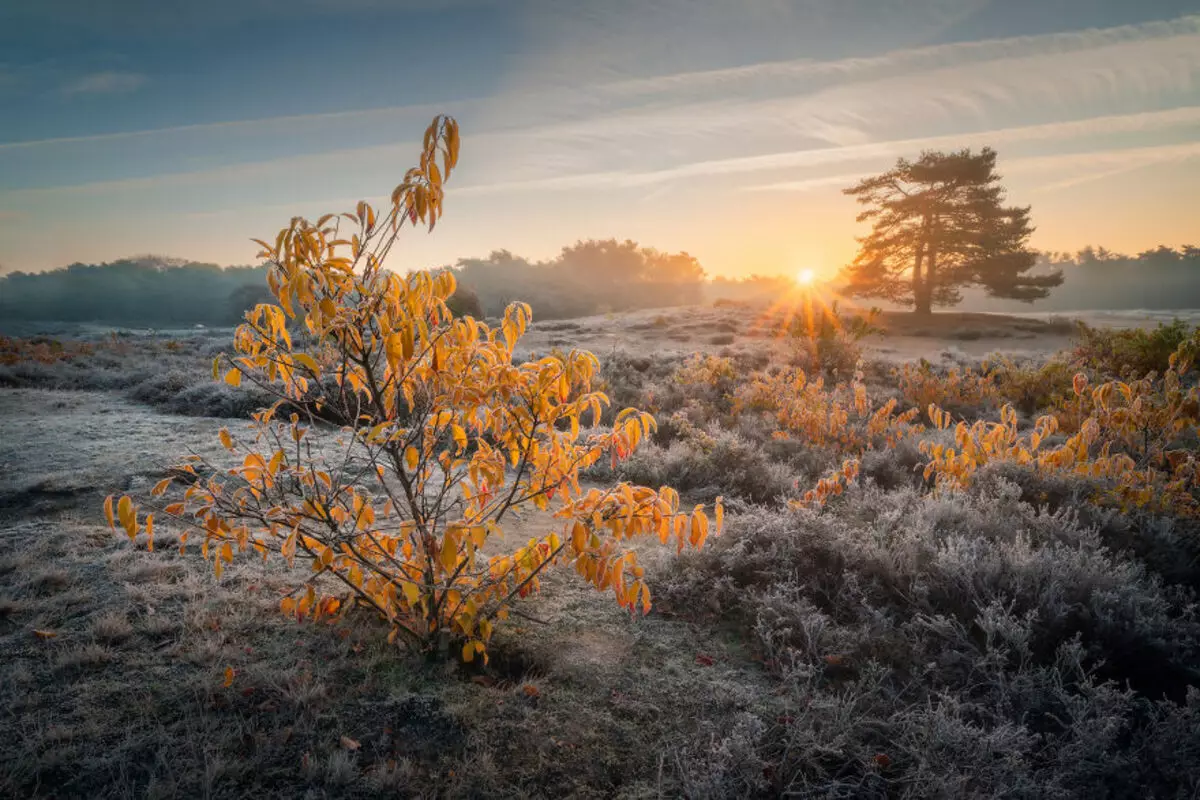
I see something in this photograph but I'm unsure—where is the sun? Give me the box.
[795,268,816,286]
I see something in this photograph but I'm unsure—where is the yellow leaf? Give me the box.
[219,428,233,449]
[118,496,137,539]
[405,446,419,471]
[224,369,242,387]
[294,353,319,374]
[462,641,475,663]
[151,477,172,496]
[103,495,115,530]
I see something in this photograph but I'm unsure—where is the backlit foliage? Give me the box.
[922,345,1200,517]
[729,362,922,508]
[104,116,719,659]
[897,359,1002,411]
[733,362,922,453]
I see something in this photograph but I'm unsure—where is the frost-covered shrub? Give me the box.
[165,382,276,418]
[129,370,203,407]
[654,478,1200,796]
[592,427,794,505]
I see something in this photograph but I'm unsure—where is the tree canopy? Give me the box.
[840,147,1060,315]
[452,239,707,319]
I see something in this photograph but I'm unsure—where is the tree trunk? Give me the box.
[916,244,937,316]
[911,240,926,316]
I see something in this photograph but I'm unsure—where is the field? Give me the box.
[2,303,1200,798]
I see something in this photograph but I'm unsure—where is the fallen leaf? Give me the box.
[32,629,58,640]
[873,753,891,768]
[223,666,235,687]
[340,735,361,751]
[695,653,715,666]
[521,683,540,697]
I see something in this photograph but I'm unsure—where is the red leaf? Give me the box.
[695,654,715,667]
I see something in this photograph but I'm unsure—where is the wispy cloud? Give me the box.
[7,14,1198,152]
[599,14,1200,100]
[1016,142,1200,192]
[4,105,1198,204]
[60,71,147,96]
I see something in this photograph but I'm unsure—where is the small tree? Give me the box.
[106,116,720,660]
[841,147,1060,315]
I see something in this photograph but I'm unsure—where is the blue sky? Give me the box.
[2,0,1199,277]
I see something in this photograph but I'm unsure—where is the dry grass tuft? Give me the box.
[90,611,133,644]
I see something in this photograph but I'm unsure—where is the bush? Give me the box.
[593,424,795,505]
[785,301,879,378]
[107,115,718,660]
[165,382,277,418]
[1072,319,1195,379]
[990,356,1078,415]
[654,477,1200,795]
[129,371,201,407]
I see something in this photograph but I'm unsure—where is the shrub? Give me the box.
[990,356,1078,416]
[923,356,1200,519]
[1072,319,1195,379]
[654,478,1200,795]
[165,382,277,418]
[786,301,879,378]
[896,359,1003,416]
[595,423,795,505]
[105,116,718,660]
[129,371,201,407]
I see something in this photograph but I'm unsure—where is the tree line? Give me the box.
[0,241,712,327]
[0,256,273,328]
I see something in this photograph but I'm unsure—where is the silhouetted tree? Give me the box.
[446,283,484,318]
[452,239,707,319]
[841,147,1059,315]
[0,256,268,326]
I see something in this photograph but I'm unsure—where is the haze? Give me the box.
[1,0,1199,279]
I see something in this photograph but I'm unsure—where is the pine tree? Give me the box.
[841,147,1060,315]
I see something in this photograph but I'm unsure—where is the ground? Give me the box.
[2,304,1199,798]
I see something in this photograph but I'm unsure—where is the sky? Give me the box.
[1,0,1199,279]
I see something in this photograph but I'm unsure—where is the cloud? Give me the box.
[1015,142,1200,193]
[61,71,147,96]
[598,14,1200,100]
[7,13,1197,150]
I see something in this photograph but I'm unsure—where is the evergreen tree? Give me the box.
[841,147,1059,315]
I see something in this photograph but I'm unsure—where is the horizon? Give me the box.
[2,2,1200,279]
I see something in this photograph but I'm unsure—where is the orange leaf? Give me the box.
[32,629,57,640]
[223,666,235,687]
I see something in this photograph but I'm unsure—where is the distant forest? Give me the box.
[949,245,1200,313]
[1,244,1199,328]
[0,257,272,328]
